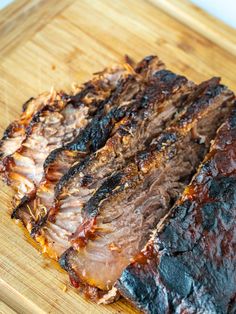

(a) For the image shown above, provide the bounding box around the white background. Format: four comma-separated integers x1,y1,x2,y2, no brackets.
0,0,235,29
0,0,13,10
190,0,236,28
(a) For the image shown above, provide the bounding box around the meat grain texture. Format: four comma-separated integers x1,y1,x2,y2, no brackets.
14,56,166,257
33,68,195,259
0,55,235,314
116,106,236,314
11,61,136,225
59,78,235,303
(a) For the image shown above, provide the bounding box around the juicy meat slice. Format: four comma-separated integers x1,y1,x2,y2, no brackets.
0,92,58,168
12,56,165,244
4,64,127,203
116,105,236,314
59,79,235,301
33,69,195,259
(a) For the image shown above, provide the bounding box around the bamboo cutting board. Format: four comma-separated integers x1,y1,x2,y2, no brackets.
0,1,236,313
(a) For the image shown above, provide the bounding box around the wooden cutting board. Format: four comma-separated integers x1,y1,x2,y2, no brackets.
0,1,236,313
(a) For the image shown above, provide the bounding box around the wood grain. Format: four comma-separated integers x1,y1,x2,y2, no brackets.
0,0,235,313
0,301,17,314
0,0,74,60
151,0,236,56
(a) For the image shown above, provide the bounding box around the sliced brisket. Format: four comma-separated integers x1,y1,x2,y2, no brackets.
32,69,195,259
12,56,164,240
116,105,236,314
2,55,235,312
0,92,59,169
59,79,235,302
4,64,128,204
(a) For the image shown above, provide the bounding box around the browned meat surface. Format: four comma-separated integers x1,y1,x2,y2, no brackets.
12,56,165,252
1,55,235,312
0,92,58,169
6,63,129,205
116,105,236,314
32,69,195,259
59,78,235,301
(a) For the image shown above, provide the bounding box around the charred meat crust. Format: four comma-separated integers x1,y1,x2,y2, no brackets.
3,54,235,312
0,92,68,169
58,78,235,297
44,56,163,170
69,78,234,222
0,95,50,159
11,194,31,219
30,69,193,245
20,57,164,235
21,97,35,112
135,55,160,73
10,61,137,220
56,76,225,202
54,69,192,197
43,74,140,170
42,76,131,169
0,97,37,147
116,107,236,314
3,94,84,199
5,60,144,208
0,123,18,159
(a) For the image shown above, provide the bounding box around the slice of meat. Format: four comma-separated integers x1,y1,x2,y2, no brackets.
32,69,195,259
116,105,236,314
3,63,128,203
0,92,58,169
12,56,164,237
59,79,235,301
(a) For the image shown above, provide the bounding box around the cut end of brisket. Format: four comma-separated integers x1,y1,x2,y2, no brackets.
10,61,137,232
59,78,234,299
2,55,235,312
0,92,62,170
21,56,167,258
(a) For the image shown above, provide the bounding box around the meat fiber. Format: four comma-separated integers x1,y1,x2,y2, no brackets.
12,56,165,247
1,55,235,312
59,79,235,302
116,105,236,314
31,69,195,259
0,92,59,168
4,64,130,204
7,63,134,214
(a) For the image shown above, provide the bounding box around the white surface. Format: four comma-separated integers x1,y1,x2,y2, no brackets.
190,0,236,28
0,0,235,29
0,0,14,10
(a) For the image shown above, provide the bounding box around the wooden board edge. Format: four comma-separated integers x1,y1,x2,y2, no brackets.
150,0,236,57
0,0,75,61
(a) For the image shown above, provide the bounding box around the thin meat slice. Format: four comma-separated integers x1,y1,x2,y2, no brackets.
32,69,195,259
12,56,164,239
59,79,235,302
0,92,58,169
116,105,236,314
4,64,128,204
